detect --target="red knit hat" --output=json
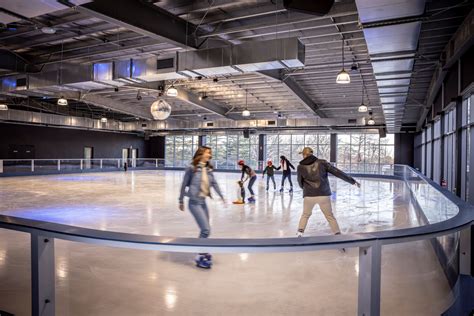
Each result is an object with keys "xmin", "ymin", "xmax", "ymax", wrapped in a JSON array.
[{"xmin": 238, "ymin": 160, "xmax": 245, "ymax": 165}]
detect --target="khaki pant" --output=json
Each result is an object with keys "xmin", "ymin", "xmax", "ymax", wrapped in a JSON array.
[{"xmin": 298, "ymin": 196, "xmax": 341, "ymax": 234}]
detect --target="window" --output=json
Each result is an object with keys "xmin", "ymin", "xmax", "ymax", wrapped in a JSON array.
[
  {"xmin": 164, "ymin": 135, "xmax": 199, "ymax": 167},
  {"xmin": 336, "ymin": 133, "xmax": 394, "ymax": 173}
]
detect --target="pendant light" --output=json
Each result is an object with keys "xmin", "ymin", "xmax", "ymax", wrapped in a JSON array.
[
  {"xmin": 166, "ymin": 85, "xmax": 178, "ymax": 97},
  {"xmin": 242, "ymin": 90, "xmax": 250, "ymax": 117},
  {"xmin": 57, "ymin": 97, "xmax": 68, "ymax": 106},
  {"xmin": 358, "ymin": 84, "xmax": 368, "ymax": 112},
  {"xmin": 57, "ymin": 41, "xmax": 68, "ymax": 106},
  {"xmin": 100, "ymin": 117, "xmax": 108, "ymax": 123},
  {"xmin": 0, "ymin": 103, "xmax": 8, "ymax": 111},
  {"xmin": 367, "ymin": 111, "xmax": 375, "ymax": 125},
  {"xmin": 336, "ymin": 39, "xmax": 350, "ymax": 84}
]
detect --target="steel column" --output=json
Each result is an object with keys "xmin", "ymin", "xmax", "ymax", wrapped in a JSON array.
[
  {"xmin": 358, "ymin": 242, "xmax": 382, "ymax": 316},
  {"xmin": 31, "ymin": 234, "xmax": 55, "ymax": 316}
]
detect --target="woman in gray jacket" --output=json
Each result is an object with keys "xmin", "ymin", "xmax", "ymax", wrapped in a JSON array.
[{"xmin": 179, "ymin": 146, "xmax": 226, "ymax": 269}]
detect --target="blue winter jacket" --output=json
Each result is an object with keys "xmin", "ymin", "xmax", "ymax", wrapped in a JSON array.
[{"xmin": 178, "ymin": 164, "xmax": 224, "ymax": 203}]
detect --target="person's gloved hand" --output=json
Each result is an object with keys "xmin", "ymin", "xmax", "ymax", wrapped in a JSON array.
[
  {"xmin": 179, "ymin": 203, "xmax": 184, "ymax": 211},
  {"xmin": 354, "ymin": 181, "xmax": 361, "ymax": 188}
]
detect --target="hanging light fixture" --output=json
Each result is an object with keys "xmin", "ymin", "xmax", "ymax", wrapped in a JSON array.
[
  {"xmin": 0, "ymin": 103, "xmax": 8, "ymax": 111},
  {"xmin": 336, "ymin": 39, "xmax": 350, "ymax": 84},
  {"xmin": 151, "ymin": 99, "xmax": 172, "ymax": 120},
  {"xmin": 41, "ymin": 26, "xmax": 56, "ymax": 34},
  {"xmin": 358, "ymin": 84, "xmax": 368, "ymax": 112},
  {"xmin": 242, "ymin": 90, "xmax": 250, "ymax": 117},
  {"xmin": 57, "ymin": 97, "xmax": 68, "ymax": 106},
  {"xmin": 367, "ymin": 111, "xmax": 375, "ymax": 125},
  {"xmin": 100, "ymin": 117, "xmax": 108, "ymax": 123},
  {"xmin": 166, "ymin": 85, "xmax": 178, "ymax": 97}
]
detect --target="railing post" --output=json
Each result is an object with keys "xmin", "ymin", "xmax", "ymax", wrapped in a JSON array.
[
  {"xmin": 358, "ymin": 241, "xmax": 382, "ymax": 316},
  {"xmin": 31, "ymin": 160, "xmax": 35, "ymax": 172},
  {"xmin": 31, "ymin": 234, "xmax": 55, "ymax": 316},
  {"xmin": 100, "ymin": 159, "xmax": 103, "ymax": 169},
  {"xmin": 156, "ymin": 159, "xmax": 158, "ymax": 168},
  {"xmin": 460, "ymin": 227, "xmax": 472, "ymax": 276},
  {"xmin": 118, "ymin": 159, "xmax": 121, "ymax": 168},
  {"xmin": 80, "ymin": 159, "xmax": 83, "ymax": 170},
  {"xmin": 57, "ymin": 160, "xmax": 60, "ymax": 171},
  {"xmin": 0, "ymin": 159, "xmax": 3, "ymax": 174}
]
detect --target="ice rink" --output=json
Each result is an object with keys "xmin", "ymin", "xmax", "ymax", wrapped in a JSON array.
[{"xmin": 0, "ymin": 170, "xmax": 454, "ymax": 315}]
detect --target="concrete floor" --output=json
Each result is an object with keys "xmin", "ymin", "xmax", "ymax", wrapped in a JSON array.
[{"xmin": 0, "ymin": 170, "xmax": 455, "ymax": 315}]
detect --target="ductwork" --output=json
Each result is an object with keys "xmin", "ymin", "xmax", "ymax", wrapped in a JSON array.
[
  {"xmin": 0, "ymin": 0, "xmax": 91, "ymax": 24},
  {"xmin": 355, "ymin": 0, "xmax": 425, "ymax": 133},
  {"xmin": 0, "ymin": 37, "xmax": 305, "ymax": 94}
]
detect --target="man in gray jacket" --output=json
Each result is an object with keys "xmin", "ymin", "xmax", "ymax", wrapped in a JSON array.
[{"xmin": 296, "ymin": 147, "xmax": 360, "ymax": 237}]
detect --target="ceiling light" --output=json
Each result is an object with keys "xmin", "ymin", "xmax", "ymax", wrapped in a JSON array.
[
  {"xmin": 358, "ymin": 104, "xmax": 368, "ymax": 112},
  {"xmin": 57, "ymin": 97, "xmax": 68, "ymax": 106},
  {"xmin": 242, "ymin": 90, "xmax": 250, "ymax": 117},
  {"xmin": 167, "ymin": 86, "xmax": 178, "ymax": 97},
  {"xmin": 358, "ymin": 84, "xmax": 367, "ymax": 112},
  {"xmin": 100, "ymin": 117, "xmax": 107, "ymax": 123},
  {"xmin": 336, "ymin": 69, "xmax": 350, "ymax": 84},
  {"xmin": 367, "ymin": 111, "xmax": 375, "ymax": 125},
  {"xmin": 0, "ymin": 103, "xmax": 8, "ymax": 111},
  {"xmin": 336, "ymin": 39, "xmax": 350, "ymax": 84},
  {"xmin": 41, "ymin": 26, "xmax": 56, "ymax": 34},
  {"xmin": 150, "ymin": 99, "xmax": 172, "ymax": 120}
]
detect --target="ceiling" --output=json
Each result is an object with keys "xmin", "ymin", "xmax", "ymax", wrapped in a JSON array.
[{"xmin": 0, "ymin": 0, "xmax": 472, "ymax": 131}]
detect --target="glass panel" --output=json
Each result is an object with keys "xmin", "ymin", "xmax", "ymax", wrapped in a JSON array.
[
  {"xmin": 305, "ymin": 134, "xmax": 318, "ymax": 144},
  {"xmin": 0, "ymin": 230, "xmax": 31, "ymax": 315},
  {"xmin": 292, "ymin": 134, "xmax": 305, "ymax": 145},
  {"xmin": 279, "ymin": 134, "xmax": 291, "ymax": 144}
]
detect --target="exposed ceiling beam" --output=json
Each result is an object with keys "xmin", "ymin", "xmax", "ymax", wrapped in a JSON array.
[
  {"xmin": 174, "ymin": 88, "xmax": 238, "ymax": 120},
  {"xmin": 76, "ymin": 0, "xmax": 198, "ymax": 49},
  {"xmin": 257, "ymin": 70, "xmax": 327, "ymax": 118}
]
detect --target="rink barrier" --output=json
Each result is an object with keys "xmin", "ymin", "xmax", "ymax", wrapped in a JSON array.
[
  {"xmin": 0, "ymin": 158, "xmax": 397, "ymax": 177},
  {"xmin": 0, "ymin": 165, "xmax": 472, "ymax": 316}
]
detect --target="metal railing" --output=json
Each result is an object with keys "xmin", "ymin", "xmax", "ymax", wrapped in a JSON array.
[
  {"xmin": 0, "ymin": 165, "xmax": 472, "ymax": 315},
  {"xmin": 0, "ymin": 158, "xmax": 394, "ymax": 176},
  {"xmin": 0, "ymin": 158, "xmax": 167, "ymax": 175}
]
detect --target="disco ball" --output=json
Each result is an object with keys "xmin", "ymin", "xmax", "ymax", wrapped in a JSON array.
[{"xmin": 150, "ymin": 99, "xmax": 171, "ymax": 120}]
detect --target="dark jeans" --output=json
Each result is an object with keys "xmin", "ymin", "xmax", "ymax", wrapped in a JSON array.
[
  {"xmin": 248, "ymin": 175, "xmax": 257, "ymax": 196},
  {"xmin": 281, "ymin": 173, "xmax": 293, "ymax": 188},
  {"xmin": 266, "ymin": 175, "xmax": 276, "ymax": 189}
]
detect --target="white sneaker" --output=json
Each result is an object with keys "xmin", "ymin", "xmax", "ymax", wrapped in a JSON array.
[{"xmin": 296, "ymin": 231, "xmax": 304, "ymax": 237}]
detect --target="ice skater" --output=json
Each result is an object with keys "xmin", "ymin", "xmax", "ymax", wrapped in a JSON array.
[
  {"xmin": 179, "ymin": 146, "xmax": 226, "ymax": 269},
  {"xmin": 277, "ymin": 155, "xmax": 295, "ymax": 193},
  {"xmin": 262, "ymin": 160, "xmax": 277, "ymax": 191},
  {"xmin": 296, "ymin": 147, "xmax": 360, "ymax": 238},
  {"xmin": 238, "ymin": 160, "xmax": 257, "ymax": 203},
  {"xmin": 232, "ymin": 180, "xmax": 245, "ymax": 204}
]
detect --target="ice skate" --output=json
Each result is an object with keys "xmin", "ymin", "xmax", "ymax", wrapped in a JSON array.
[
  {"xmin": 195, "ymin": 255, "xmax": 212, "ymax": 269},
  {"xmin": 279, "ymin": 188, "xmax": 284, "ymax": 193},
  {"xmin": 289, "ymin": 187, "xmax": 293, "ymax": 193},
  {"xmin": 247, "ymin": 196, "xmax": 256, "ymax": 203}
]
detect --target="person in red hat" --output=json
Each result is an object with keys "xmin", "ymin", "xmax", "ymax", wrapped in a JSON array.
[
  {"xmin": 262, "ymin": 160, "xmax": 277, "ymax": 191},
  {"xmin": 238, "ymin": 160, "xmax": 257, "ymax": 202}
]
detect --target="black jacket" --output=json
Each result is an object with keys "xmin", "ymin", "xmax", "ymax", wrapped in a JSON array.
[
  {"xmin": 263, "ymin": 165, "xmax": 277, "ymax": 177},
  {"xmin": 297, "ymin": 155, "xmax": 356, "ymax": 197},
  {"xmin": 277, "ymin": 158, "xmax": 295, "ymax": 175}
]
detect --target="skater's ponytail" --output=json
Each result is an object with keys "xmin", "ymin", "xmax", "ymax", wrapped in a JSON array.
[{"xmin": 192, "ymin": 146, "xmax": 214, "ymax": 172}]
